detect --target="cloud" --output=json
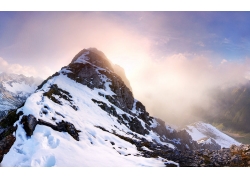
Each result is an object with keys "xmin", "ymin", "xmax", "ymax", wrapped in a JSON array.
[
  {"xmin": 0, "ymin": 57, "xmax": 37, "ymax": 77},
  {"xmin": 128, "ymin": 52, "xmax": 250, "ymax": 127},
  {"xmin": 221, "ymin": 59, "xmax": 228, "ymax": 64}
]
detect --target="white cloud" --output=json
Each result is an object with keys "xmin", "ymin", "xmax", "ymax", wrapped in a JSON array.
[
  {"xmin": 0, "ymin": 57, "xmax": 37, "ymax": 77},
  {"xmin": 221, "ymin": 59, "xmax": 228, "ymax": 64},
  {"xmin": 129, "ymin": 52, "xmax": 249, "ymax": 126}
]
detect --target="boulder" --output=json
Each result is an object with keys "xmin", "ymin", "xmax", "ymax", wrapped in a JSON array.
[{"xmin": 21, "ymin": 115, "xmax": 38, "ymax": 136}]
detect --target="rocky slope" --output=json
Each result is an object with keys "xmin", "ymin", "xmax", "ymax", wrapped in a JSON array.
[
  {"xmin": 112, "ymin": 64, "xmax": 133, "ymax": 92},
  {"xmin": 0, "ymin": 72, "xmax": 42, "ymax": 119},
  {"xmin": 0, "ymin": 48, "xmax": 248, "ymax": 167}
]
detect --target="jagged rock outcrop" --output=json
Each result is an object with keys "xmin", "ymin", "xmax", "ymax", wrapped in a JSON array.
[
  {"xmin": 112, "ymin": 64, "xmax": 133, "ymax": 92},
  {"xmin": 0, "ymin": 110, "xmax": 21, "ymax": 163},
  {"xmin": 198, "ymin": 138, "xmax": 221, "ymax": 150},
  {"xmin": 0, "ymin": 135, "xmax": 16, "ymax": 162},
  {"xmin": 21, "ymin": 114, "xmax": 81, "ymax": 141},
  {"xmin": 20, "ymin": 114, "xmax": 38, "ymax": 136},
  {"xmin": 64, "ymin": 48, "xmax": 134, "ymax": 114}
]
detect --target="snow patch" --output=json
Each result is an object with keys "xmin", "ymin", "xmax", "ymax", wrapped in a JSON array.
[{"xmin": 186, "ymin": 122, "xmax": 241, "ymax": 148}]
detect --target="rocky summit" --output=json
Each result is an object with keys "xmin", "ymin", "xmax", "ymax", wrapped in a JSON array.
[{"xmin": 0, "ymin": 48, "xmax": 249, "ymax": 167}]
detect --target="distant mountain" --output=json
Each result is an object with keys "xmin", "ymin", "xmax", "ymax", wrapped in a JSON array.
[
  {"xmin": 0, "ymin": 48, "xmax": 249, "ymax": 167},
  {"xmin": 0, "ymin": 72, "xmax": 42, "ymax": 119},
  {"xmin": 192, "ymin": 82, "xmax": 250, "ymax": 143},
  {"xmin": 185, "ymin": 122, "xmax": 241, "ymax": 148}
]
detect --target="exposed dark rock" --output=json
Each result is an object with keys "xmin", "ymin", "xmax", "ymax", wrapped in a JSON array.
[
  {"xmin": 55, "ymin": 111, "xmax": 65, "ymax": 118},
  {"xmin": 65, "ymin": 49, "xmax": 134, "ymax": 114},
  {"xmin": 91, "ymin": 99, "xmax": 119, "ymax": 118},
  {"xmin": 164, "ymin": 162, "xmax": 177, "ymax": 167},
  {"xmin": 106, "ymin": 72, "xmax": 134, "ymax": 114},
  {"xmin": 18, "ymin": 113, "xmax": 81, "ymax": 141},
  {"xmin": 43, "ymin": 84, "xmax": 77, "ymax": 111},
  {"xmin": 198, "ymin": 138, "xmax": 221, "ymax": 150},
  {"xmin": 0, "ymin": 134, "xmax": 16, "ymax": 163},
  {"xmin": 92, "ymin": 99, "xmax": 150, "ymax": 135},
  {"xmin": 56, "ymin": 121, "xmax": 81, "ymax": 141},
  {"xmin": 112, "ymin": 64, "xmax": 133, "ymax": 93},
  {"xmin": 0, "ymin": 108, "xmax": 22, "ymax": 163},
  {"xmin": 151, "ymin": 118, "xmax": 176, "ymax": 139},
  {"xmin": 95, "ymin": 125, "xmax": 250, "ymax": 167},
  {"xmin": 0, "ymin": 125, "xmax": 17, "ymax": 141},
  {"xmin": 71, "ymin": 48, "xmax": 114, "ymax": 71},
  {"xmin": 128, "ymin": 117, "xmax": 149, "ymax": 135},
  {"xmin": 38, "ymin": 119, "xmax": 58, "ymax": 131},
  {"xmin": 110, "ymin": 141, "xmax": 115, "ymax": 145},
  {"xmin": 20, "ymin": 115, "xmax": 38, "ymax": 136},
  {"xmin": 38, "ymin": 118, "xmax": 81, "ymax": 141},
  {"xmin": 0, "ymin": 110, "xmax": 23, "ymax": 128},
  {"xmin": 67, "ymin": 63, "xmax": 105, "ymax": 90}
]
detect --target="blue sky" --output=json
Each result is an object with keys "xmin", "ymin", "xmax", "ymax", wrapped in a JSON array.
[{"xmin": 0, "ymin": 12, "xmax": 250, "ymax": 67}]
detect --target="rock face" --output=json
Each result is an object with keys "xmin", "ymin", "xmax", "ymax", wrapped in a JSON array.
[
  {"xmin": 0, "ymin": 135, "xmax": 16, "ymax": 162},
  {"xmin": 198, "ymin": 138, "xmax": 221, "ymax": 150},
  {"xmin": 21, "ymin": 114, "xmax": 81, "ymax": 141},
  {"xmin": 0, "ymin": 110, "xmax": 20, "ymax": 163},
  {"xmin": 65, "ymin": 49, "xmax": 134, "ymax": 114},
  {"xmin": 112, "ymin": 64, "xmax": 133, "ymax": 93},
  {"xmin": 21, "ymin": 114, "xmax": 38, "ymax": 136}
]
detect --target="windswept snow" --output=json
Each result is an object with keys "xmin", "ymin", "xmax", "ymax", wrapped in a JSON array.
[
  {"xmin": 1, "ymin": 74, "xmax": 174, "ymax": 167},
  {"xmin": 186, "ymin": 122, "xmax": 241, "ymax": 148},
  {"xmin": 150, "ymin": 119, "xmax": 158, "ymax": 128}
]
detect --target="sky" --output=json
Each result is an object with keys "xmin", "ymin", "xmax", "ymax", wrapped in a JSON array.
[{"xmin": 1, "ymin": 11, "xmax": 250, "ymax": 126}]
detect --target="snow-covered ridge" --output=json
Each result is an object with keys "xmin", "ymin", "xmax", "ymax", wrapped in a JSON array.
[
  {"xmin": 1, "ymin": 48, "xmax": 244, "ymax": 167},
  {"xmin": 1, "ymin": 72, "xmax": 177, "ymax": 166},
  {"xmin": 2, "ymin": 49, "xmax": 186, "ymax": 167},
  {"xmin": 185, "ymin": 122, "xmax": 241, "ymax": 148}
]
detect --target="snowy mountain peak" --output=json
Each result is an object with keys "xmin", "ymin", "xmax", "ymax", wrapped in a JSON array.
[
  {"xmin": 70, "ymin": 48, "xmax": 114, "ymax": 72},
  {"xmin": 1, "ymin": 48, "xmax": 248, "ymax": 167}
]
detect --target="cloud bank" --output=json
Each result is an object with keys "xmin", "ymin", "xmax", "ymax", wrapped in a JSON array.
[
  {"xmin": 130, "ymin": 53, "xmax": 250, "ymax": 127},
  {"xmin": 0, "ymin": 57, "xmax": 37, "ymax": 76}
]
